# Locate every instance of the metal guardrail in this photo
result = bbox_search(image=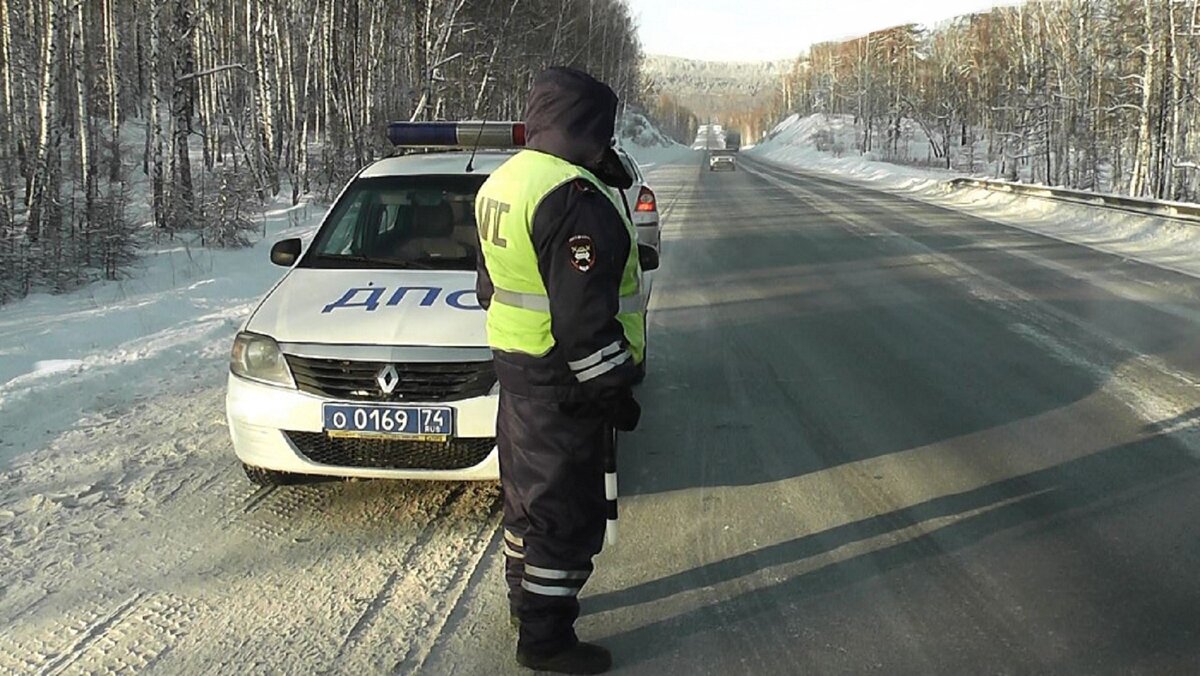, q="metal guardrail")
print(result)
[946,177,1200,224]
